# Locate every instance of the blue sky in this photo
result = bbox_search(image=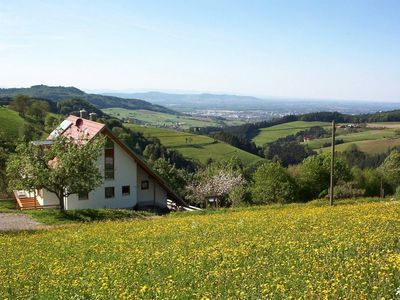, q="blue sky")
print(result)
[0,0,399,101]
